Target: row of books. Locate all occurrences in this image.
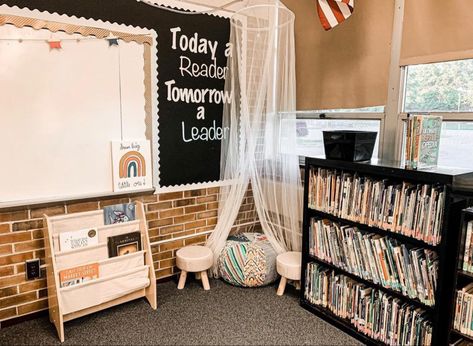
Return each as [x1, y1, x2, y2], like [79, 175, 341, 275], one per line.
[57, 203, 141, 288]
[309, 218, 438, 306]
[454, 283, 473, 337]
[305, 262, 432, 346]
[308, 168, 446, 245]
[461, 220, 473, 274]
[59, 202, 137, 251]
[404, 114, 442, 170]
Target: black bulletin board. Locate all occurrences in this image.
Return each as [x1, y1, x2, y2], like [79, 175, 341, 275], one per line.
[1, 0, 230, 187]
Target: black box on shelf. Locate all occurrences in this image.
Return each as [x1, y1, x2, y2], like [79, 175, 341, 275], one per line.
[323, 130, 377, 162]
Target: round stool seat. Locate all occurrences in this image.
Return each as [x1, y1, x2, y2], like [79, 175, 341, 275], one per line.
[277, 251, 301, 281]
[176, 245, 213, 273]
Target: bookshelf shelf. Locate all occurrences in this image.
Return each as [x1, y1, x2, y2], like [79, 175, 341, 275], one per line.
[457, 269, 473, 280]
[308, 208, 438, 251]
[308, 255, 435, 312]
[43, 201, 157, 342]
[300, 299, 384, 346]
[301, 157, 473, 346]
[451, 329, 473, 343]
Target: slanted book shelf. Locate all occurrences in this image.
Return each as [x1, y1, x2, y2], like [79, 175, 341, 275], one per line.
[44, 201, 157, 342]
[300, 157, 473, 346]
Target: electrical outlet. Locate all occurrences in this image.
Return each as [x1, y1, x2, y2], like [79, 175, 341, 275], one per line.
[25, 259, 41, 280]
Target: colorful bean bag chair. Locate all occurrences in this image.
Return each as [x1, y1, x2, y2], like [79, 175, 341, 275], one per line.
[218, 233, 278, 287]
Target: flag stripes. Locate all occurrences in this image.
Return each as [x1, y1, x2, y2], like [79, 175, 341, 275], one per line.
[316, 0, 354, 31]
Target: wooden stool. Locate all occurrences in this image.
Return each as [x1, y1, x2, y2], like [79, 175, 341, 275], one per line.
[276, 251, 301, 296]
[176, 245, 213, 290]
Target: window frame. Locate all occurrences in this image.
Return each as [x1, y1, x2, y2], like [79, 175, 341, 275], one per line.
[395, 65, 473, 162]
[295, 111, 386, 166]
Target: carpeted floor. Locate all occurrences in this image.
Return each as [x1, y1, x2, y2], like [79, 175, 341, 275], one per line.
[0, 279, 360, 345]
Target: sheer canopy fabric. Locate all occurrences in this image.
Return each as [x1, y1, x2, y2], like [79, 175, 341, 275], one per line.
[206, 4, 302, 277]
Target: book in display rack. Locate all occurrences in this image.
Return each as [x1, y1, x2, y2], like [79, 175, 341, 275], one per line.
[43, 201, 157, 342]
[301, 156, 473, 346]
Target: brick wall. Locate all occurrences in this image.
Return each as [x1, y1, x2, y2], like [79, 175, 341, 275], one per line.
[0, 186, 258, 325]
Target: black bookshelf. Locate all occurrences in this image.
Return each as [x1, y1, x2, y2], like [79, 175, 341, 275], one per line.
[308, 254, 435, 312]
[308, 208, 438, 251]
[450, 209, 473, 344]
[301, 157, 473, 346]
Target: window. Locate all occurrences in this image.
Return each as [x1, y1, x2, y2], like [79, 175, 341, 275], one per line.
[294, 119, 381, 159]
[404, 59, 473, 113]
[400, 59, 473, 168]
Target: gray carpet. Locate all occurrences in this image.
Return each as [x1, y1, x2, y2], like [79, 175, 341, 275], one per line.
[0, 279, 360, 345]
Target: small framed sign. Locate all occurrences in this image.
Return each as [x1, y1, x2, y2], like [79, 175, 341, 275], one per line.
[111, 140, 152, 192]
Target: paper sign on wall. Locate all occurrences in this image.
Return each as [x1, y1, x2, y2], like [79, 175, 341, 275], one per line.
[111, 140, 152, 192]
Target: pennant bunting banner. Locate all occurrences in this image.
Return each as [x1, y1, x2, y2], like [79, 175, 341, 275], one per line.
[107, 38, 119, 47]
[48, 40, 62, 50]
[316, 0, 354, 31]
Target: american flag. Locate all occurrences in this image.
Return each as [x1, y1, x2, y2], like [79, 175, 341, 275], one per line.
[317, 0, 354, 31]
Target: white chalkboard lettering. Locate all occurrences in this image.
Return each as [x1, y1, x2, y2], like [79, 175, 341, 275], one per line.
[170, 26, 218, 60]
[181, 120, 230, 142]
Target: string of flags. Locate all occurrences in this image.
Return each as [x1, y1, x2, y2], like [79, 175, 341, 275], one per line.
[1, 36, 123, 51]
[47, 37, 120, 50]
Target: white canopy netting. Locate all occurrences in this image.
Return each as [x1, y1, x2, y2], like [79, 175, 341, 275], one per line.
[205, 4, 302, 277]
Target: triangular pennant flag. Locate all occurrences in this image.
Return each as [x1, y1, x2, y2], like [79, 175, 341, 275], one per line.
[48, 40, 62, 50]
[107, 38, 119, 47]
[316, 0, 354, 31]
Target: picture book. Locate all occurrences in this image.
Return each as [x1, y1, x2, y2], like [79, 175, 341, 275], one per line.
[59, 228, 99, 251]
[59, 263, 99, 288]
[107, 231, 142, 257]
[103, 202, 136, 225]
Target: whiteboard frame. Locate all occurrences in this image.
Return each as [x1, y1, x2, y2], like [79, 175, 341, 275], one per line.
[0, 4, 158, 207]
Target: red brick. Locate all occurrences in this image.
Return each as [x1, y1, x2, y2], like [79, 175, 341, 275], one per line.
[153, 251, 173, 261]
[197, 211, 218, 219]
[184, 220, 207, 230]
[159, 240, 183, 252]
[18, 279, 46, 293]
[147, 201, 173, 212]
[206, 218, 218, 226]
[0, 210, 28, 223]
[30, 206, 65, 219]
[185, 205, 206, 214]
[0, 224, 10, 234]
[0, 307, 17, 321]
[206, 202, 219, 210]
[149, 235, 172, 243]
[12, 220, 43, 232]
[0, 275, 25, 287]
[17, 298, 48, 315]
[159, 192, 183, 201]
[160, 224, 184, 235]
[160, 208, 184, 218]
[197, 195, 217, 203]
[0, 292, 36, 309]
[184, 235, 207, 246]
[156, 267, 173, 278]
[174, 198, 196, 207]
[131, 194, 158, 203]
[98, 198, 130, 208]
[207, 187, 220, 194]
[158, 258, 176, 268]
[0, 266, 14, 277]
[32, 229, 44, 239]
[0, 244, 12, 255]
[184, 189, 206, 197]
[67, 201, 99, 213]
[0, 286, 18, 299]
[0, 252, 34, 266]
[148, 218, 173, 229]
[173, 214, 196, 224]
[0, 232, 31, 245]
[14, 239, 44, 252]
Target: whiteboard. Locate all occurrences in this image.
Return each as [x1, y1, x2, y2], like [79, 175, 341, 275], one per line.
[0, 8, 155, 204]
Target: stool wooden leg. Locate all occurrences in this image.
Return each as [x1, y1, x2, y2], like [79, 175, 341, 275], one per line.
[277, 277, 287, 296]
[195, 272, 201, 280]
[201, 270, 210, 290]
[295, 280, 301, 290]
[177, 270, 187, 289]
